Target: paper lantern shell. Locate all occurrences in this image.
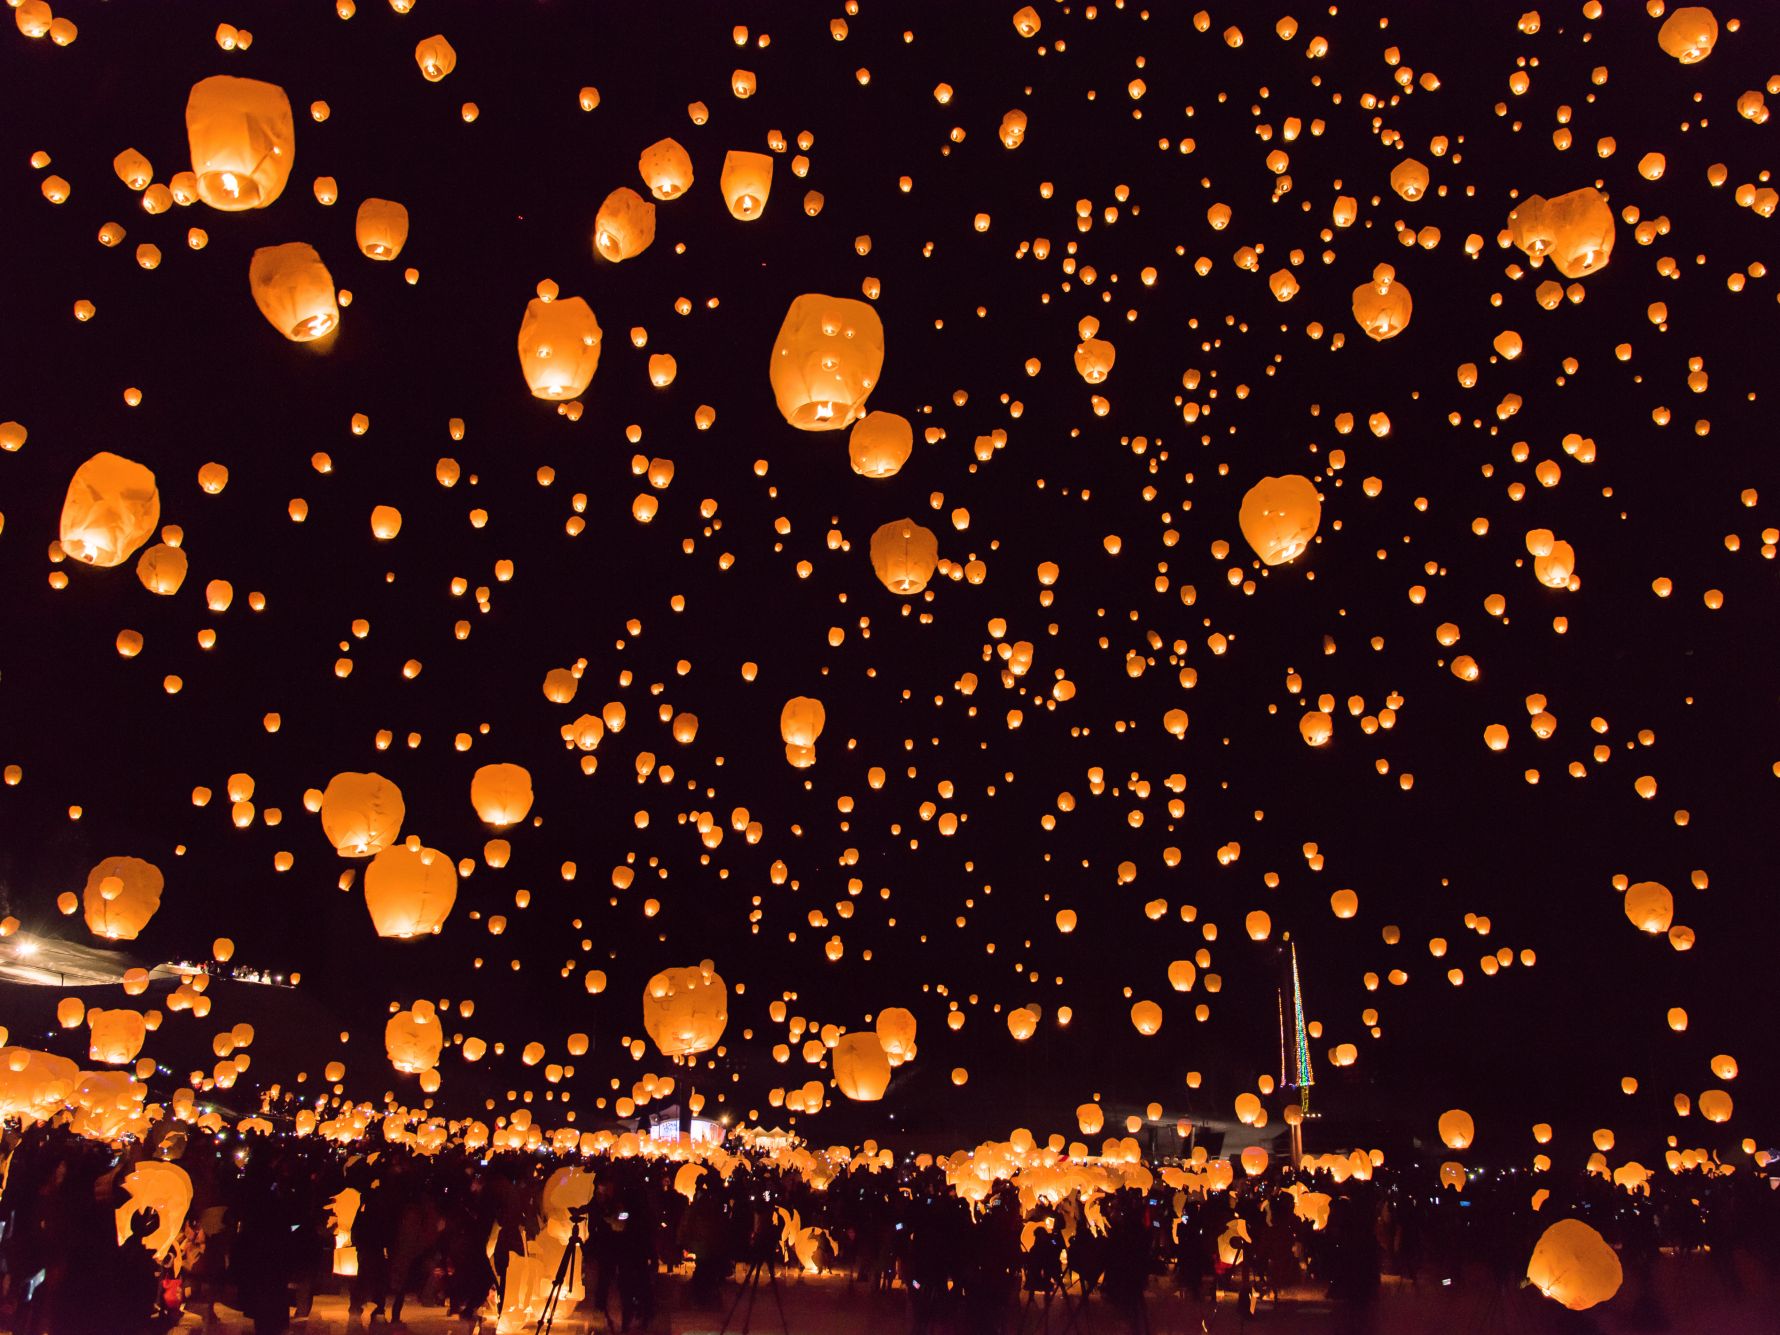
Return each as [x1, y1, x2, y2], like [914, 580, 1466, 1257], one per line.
[638, 137, 694, 200]
[594, 187, 656, 262]
[1239, 474, 1321, 566]
[769, 294, 885, 431]
[870, 519, 940, 595]
[320, 771, 405, 857]
[249, 243, 339, 342]
[364, 844, 457, 938]
[1526, 1218, 1623, 1311]
[186, 75, 295, 211]
[83, 856, 164, 941]
[518, 295, 602, 400]
[59, 452, 160, 568]
[355, 198, 410, 260]
[642, 964, 728, 1057]
[720, 149, 773, 219]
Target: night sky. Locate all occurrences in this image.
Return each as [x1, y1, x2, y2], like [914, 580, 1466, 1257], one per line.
[1, 0, 1775, 1162]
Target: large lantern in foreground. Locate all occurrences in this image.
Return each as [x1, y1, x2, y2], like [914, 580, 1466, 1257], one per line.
[83, 856, 164, 941]
[249, 243, 338, 342]
[642, 963, 728, 1057]
[185, 75, 294, 211]
[517, 294, 602, 400]
[364, 843, 457, 938]
[769, 294, 884, 430]
[1239, 474, 1321, 566]
[320, 771, 405, 857]
[1526, 1218, 1622, 1310]
[870, 519, 940, 595]
[59, 452, 160, 568]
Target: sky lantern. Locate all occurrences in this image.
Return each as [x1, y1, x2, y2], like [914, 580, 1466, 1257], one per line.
[355, 198, 409, 260]
[1698, 1088, 1733, 1122]
[999, 110, 1028, 149]
[1657, 7, 1717, 63]
[1006, 1007, 1038, 1040]
[1012, 6, 1041, 36]
[364, 843, 457, 938]
[414, 34, 457, 80]
[875, 1007, 917, 1062]
[1526, 1219, 1623, 1310]
[769, 294, 885, 430]
[833, 1032, 892, 1100]
[780, 696, 826, 766]
[517, 292, 602, 400]
[1510, 189, 1615, 278]
[1239, 474, 1321, 565]
[1300, 711, 1333, 746]
[1351, 263, 1412, 340]
[88, 1008, 147, 1065]
[593, 187, 656, 262]
[185, 75, 294, 211]
[320, 771, 405, 857]
[59, 452, 160, 568]
[249, 243, 339, 342]
[385, 1003, 443, 1073]
[1077, 1102, 1105, 1135]
[870, 519, 940, 595]
[849, 411, 914, 478]
[113, 1162, 192, 1262]
[1073, 338, 1116, 383]
[1439, 1109, 1475, 1150]
[470, 762, 534, 826]
[720, 149, 774, 219]
[82, 856, 164, 941]
[638, 138, 694, 200]
[1623, 881, 1674, 934]
[1390, 159, 1429, 201]
[1130, 1001, 1162, 1035]
[1240, 1145, 1268, 1176]
[642, 962, 728, 1057]
[136, 543, 188, 595]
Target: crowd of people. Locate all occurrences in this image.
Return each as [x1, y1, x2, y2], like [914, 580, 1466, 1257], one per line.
[0, 1116, 1773, 1334]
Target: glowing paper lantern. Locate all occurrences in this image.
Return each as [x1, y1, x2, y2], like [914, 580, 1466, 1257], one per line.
[414, 34, 457, 81]
[870, 519, 940, 595]
[249, 243, 339, 342]
[364, 844, 457, 938]
[385, 1005, 443, 1073]
[1623, 881, 1673, 934]
[1130, 1001, 1163, 1035]
[88, 1008, 147, 1065]
[849, 411, 914, 478]
[517, 294, 602, 400]
[1657, 7, 1717, 63]
[1526, 1219, 1623, 1311]
[1439, 1109, 1475, 1150]
[832, 1032, 892, 1101]
[780, 696, 826, 767]
[638, 138, 694, 200]
[355, 198, 409, 259]
[470, 763, 534, 826]
[59, 453, 160, 568]
[1351, 263, 1412, 340]
[593, 187, 656, 263]
[320, 771, 405, 857]
[1239, 474, 1321, 565]
[642, 963, 728, 1057]
[769, 294, 885, 430]
[185, 76, 294, 211]
[875, 1007, 917, 1061]
[720, 149, 773, 219]
[1240, 1146, 1269, 1176]
[114, 1161, 192, 1261]
[83, 857, 164, 941]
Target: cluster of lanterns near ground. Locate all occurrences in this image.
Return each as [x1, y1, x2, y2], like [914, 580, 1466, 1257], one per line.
[3, 0, 1776, 1316]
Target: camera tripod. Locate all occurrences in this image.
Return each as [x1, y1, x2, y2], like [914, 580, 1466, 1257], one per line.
[719, 1246, 790, 1335]
[536, 1207, 591, 1334]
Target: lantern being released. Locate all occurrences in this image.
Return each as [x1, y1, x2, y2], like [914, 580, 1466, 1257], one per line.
[642, 963, 728, 1057]
[1526, 1218, 1623, 1310]
[249, 243, 339, 342]
[720, 149, 774, 219]
[517, 294, 602, 400]
[82, 856, 164, 941]
[769, 294, 885, 430]
[185, 75, 295, 211]
[1239, 475, 1321, 566]
[320, 771, 405, 857]
[594, 187, 656, 262]
[1351, 263, 1412, 340]
[355, 198, 410, 260]
[59, 452, 160, 568]
[870, 519, 940, 595]
[114, 1161, 192, 1261]
[364, 843, 457, 938]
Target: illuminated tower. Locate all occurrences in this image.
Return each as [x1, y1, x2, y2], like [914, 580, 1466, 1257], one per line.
[1278, 942, 1315, 1167]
